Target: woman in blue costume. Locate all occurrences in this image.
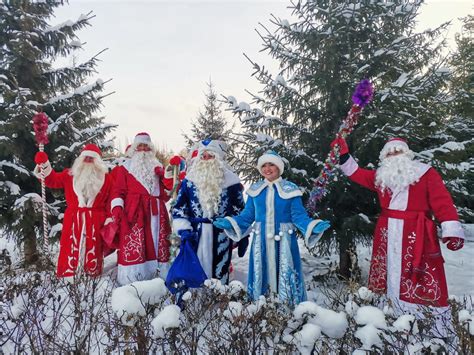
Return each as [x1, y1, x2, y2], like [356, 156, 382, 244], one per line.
[214, 151, 330, 306]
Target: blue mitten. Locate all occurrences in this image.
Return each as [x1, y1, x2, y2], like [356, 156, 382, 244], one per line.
[178, 229, 196, 242]
[213, 218, 232, 230]
[313, 220, 331, 234]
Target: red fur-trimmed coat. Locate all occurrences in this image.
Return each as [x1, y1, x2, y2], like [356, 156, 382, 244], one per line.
[110, 162, 171, 284]
[341, 156, 464, 307]
[38, 162, 113, 278]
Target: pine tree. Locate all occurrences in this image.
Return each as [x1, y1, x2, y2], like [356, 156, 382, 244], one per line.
[184, 81, 233, 148]
[0, 2, 115, 265]
[226, 0, 466, 278]
[433, 15, 474, 223]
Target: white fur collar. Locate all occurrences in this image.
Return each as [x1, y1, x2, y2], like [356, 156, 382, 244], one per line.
[247, 178, 302, 199]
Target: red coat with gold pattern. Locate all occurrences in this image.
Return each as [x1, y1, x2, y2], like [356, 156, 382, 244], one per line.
[110, 163, 171, 285]
[341, 156, 464, 307]
[40, 162, 113, 278]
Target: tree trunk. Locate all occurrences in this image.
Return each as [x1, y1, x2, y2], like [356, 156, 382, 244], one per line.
[338, 233, 361, 282]
[338, 236, 352, 281]
[23, 232, 39, 266]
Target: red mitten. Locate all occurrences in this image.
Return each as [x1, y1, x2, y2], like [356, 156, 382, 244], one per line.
[112, 206, 123, 223]
[155, 166, 165, 177]
[330, 137, 349, 155]
[178, 171, 186, 180]
[34, 151, 49, 164]
[442, 237, 464, 251]
[169, 155, 182, 166]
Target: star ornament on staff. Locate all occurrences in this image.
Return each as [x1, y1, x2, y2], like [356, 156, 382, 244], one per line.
[308, 79, 374, 213]
[32, 111, 50, 252]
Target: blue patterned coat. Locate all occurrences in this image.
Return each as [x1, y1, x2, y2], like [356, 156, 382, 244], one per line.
[224, 178, 325, 306]
[172, 170, 245, 284]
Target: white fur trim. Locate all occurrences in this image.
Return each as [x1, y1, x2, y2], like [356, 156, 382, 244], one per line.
[379, 140, 410, 161]
[117, 260, 158, 285]
[265, 181, 277, 293]
[172, 218, 192, 233]
[104, 217, 113, 226]
[130, 137, 156, 154]
[79, 150, 101, 159]
[340, 155, 358, 176]
[305, 219, 323, 248]
[111, 197, 124, 210]
[257, 153, 284, 175]
[441, 221, 465, 239]
[198, 140, 226, 159]
[274, 180, 303, 199]
[34, 161, 52, 178]
[247, 181, 269, 198]
[222, 169, 241, 189]
[197, 223, 214, 278]
[223, 217, 243, 242]
[133, 133, 152, 145]
[386, 217, 404, 302]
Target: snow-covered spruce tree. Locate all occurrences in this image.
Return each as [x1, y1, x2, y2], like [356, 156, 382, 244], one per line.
[0, 2, 115, 265]
[427, 15, 473, 223]
[183, 80, 234, 147]
[226, 0, 459, 278]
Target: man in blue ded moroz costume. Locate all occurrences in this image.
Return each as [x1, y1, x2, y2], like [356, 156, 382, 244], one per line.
[171, 139, 247, 284]
[214, 151, 330, 306]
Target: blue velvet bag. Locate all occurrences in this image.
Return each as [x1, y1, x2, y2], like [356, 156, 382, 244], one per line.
[165, 230, 207, 294]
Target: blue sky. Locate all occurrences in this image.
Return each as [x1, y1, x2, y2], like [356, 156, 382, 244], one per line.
[53, 0, 472, 153]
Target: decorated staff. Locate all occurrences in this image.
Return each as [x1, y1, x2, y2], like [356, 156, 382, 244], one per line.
[308, 79, 374, 212]
[32, 111, 50, 251]
[163, 155, 187, 261]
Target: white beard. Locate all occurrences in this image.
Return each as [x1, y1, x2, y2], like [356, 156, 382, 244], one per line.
[187, 158, 225, 218]
[129, 151, 160, 192]
[71, 157, 107, 204]
[375, 154, 420, 193]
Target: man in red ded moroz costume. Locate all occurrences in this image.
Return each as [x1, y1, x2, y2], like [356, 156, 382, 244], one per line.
[34, 144, 113, 278]
[331, 136, 465, 335]
[110, 132, 172, 285]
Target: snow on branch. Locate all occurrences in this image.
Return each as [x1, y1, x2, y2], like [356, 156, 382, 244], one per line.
[0, 160, 30, 176]
[44, 12, 94, 34]
[46, 79, 104, 105]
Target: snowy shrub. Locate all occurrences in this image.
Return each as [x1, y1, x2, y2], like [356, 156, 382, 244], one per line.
[1, 272, 473, 354]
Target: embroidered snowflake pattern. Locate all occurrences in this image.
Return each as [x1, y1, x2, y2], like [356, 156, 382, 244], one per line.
[190, 199, 202, 217]
[173, 205, 187, 218]
[281, 180, 298, 192]
[400, 231, 442, 304]
[218, 190, 229, 216]
[123, 223, 145, 263]
[250, 180, 265, 192]
[369, 227, 388, 293]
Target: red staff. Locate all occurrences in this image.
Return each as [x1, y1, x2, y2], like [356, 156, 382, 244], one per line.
[32, 112, 50, 250]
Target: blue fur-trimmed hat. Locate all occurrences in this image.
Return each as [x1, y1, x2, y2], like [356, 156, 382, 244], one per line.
[257, 150, 284, 175]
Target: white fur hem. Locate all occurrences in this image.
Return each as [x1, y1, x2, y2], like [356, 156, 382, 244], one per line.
[172, 218, 192, 233]
[104, 217, 113, 226]
[117, 260, 158, 285]
[223, 217, 243, 242]
[34, 161, 52, 178]
[340, 155, 358, 176]
[111, 197, 124, 210]
[441, 221, 465, 239]
[305, 219, 323, 248]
